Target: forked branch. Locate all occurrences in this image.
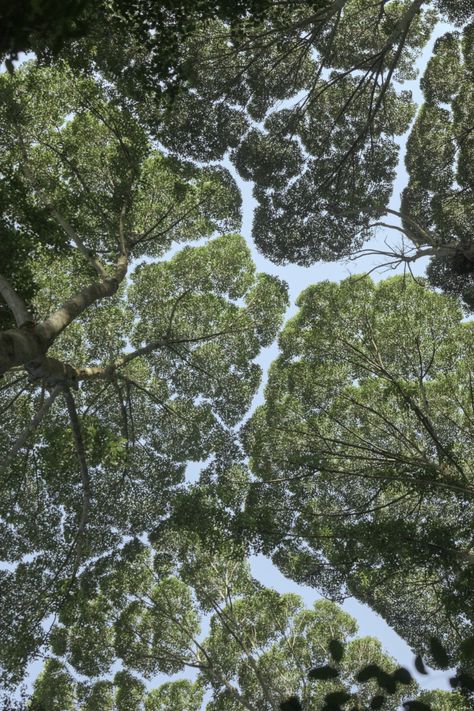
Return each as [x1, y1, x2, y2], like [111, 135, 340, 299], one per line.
[0, 385, 62, 475]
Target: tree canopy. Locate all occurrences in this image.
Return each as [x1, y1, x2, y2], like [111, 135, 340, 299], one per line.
[1, 1, 474, 709]
[54, 0, 467, 275]
[0, 61, 287, 685]
[5, 2, 474, 278]
[28, 535, 417, 711]
[243, 275, 474, 667]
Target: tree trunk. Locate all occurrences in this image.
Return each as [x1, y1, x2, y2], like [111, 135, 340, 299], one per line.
[0, 256, 127, 378]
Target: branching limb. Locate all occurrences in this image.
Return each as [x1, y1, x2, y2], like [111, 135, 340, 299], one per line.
[76, 326, 245, 381]
[0, 384, 62, 475]
[17, 141, 107, 278]
[36, 254, 128, 347]
[63, 387, 91, 579]
[0, 274, 33, 327]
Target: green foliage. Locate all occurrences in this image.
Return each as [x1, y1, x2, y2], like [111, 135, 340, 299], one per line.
[145, 680, 203, 711]
[142, 0, 432, 265]
[403, 25, 474, 307]
[30, 538, 415, 710]
[30, 659, 76, 711]
[0, 61, 287, 685]
[243, 275, 474, 665]
[0, 0, 93, 61]
[281, 635, 474, 710]
[2, 2, 474, 706]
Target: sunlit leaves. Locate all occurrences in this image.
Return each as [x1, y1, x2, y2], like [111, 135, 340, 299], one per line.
[243, 275, 474, 664]
[0, 61, 287, 685]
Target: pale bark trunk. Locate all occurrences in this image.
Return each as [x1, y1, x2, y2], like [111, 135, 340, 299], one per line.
[0, 256, 127, 378]
[0, 275, 33, 327]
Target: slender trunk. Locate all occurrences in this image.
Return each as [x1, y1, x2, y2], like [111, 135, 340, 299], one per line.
[0, 385, 62, 474]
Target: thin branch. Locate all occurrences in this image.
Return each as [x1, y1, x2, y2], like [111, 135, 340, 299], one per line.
[63, 387, 91, 581]
[17, 141, 107, 278]
[0, 385, 62, 474]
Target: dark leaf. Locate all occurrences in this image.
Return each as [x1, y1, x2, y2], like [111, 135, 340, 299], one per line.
[460, 636, 474, 661]
[356, 664, 382, 683]
[370, 697, 386, 710]
[329, 639, 345, 663]
[450, 672, 474, 692]
[376, 671, 397, 694]
[428, 638, 450, 669]
[403, 702, 432, 710]
[324, 691, 352, 705]
[414, 655, 428, 675]
[280, 697, 303, 711]
[309, 665, 340, 681]
[393, 667, 413, 685]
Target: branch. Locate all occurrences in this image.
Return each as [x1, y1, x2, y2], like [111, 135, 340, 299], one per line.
[118, 375, 189, 422]
[210, 599, 276, 708]
[0, 385, 62, 475]
[0, 274, 33, 327]
[76, 326, 244, 381]
[63, 387, 91, 580]
[18, 140, 107, 278]
[386, 208, 438, 246]
[36, 255, 128, 347]
[118, 203, 128, 257]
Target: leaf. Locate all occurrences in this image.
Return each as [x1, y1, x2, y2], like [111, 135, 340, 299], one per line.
[428, 637, 450, 669]
[376, 671, 397, 695]
[370, 697, 386, 710]
[460, 635, 474, 660]
[450, 672, 474, 692]
[280, 697, 303, 711]
[356, 664, 382, 683]
[393, 667, 413, 685]
[414, 655, 428, 675]
[324, 691, 352, 705]
[308, 665, 340, 681]
[328, 639, 345, 663]
[403, 702, 432, 710]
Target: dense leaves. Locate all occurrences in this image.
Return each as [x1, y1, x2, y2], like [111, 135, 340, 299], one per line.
[0, 62, 287, 685]
[29, 536, 416, 710]
[400, 25, 474, 307]
[243, 276, 474, 665]
[1, 1, 474, 708]
[147, 0, 432, 264]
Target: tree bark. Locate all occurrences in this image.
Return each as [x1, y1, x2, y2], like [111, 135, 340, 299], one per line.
[0, 274, 33, 327]
[0, 256, 127, 378]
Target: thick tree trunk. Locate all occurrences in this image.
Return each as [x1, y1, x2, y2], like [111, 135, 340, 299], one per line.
[0, 256, 127, 378]
[0, 325, 48, 376]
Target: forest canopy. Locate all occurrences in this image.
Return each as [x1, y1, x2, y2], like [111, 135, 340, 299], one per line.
[0, 1, 474, 709]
